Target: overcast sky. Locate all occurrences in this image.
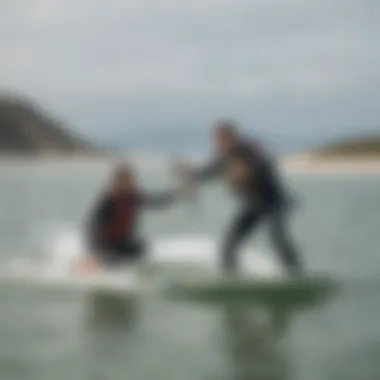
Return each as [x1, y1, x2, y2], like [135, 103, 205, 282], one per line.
[1, 0, 379, 152]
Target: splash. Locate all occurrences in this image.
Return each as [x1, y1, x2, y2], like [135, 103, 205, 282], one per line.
[8, 224, 282, 278]
[151, 235, 282, 277]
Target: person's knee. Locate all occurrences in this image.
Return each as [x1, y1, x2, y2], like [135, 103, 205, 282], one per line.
[270, 224, 285, 244]
[127, 237, 144, 252]
[136, 239, 145, 253]
[223, 233, 241, 255]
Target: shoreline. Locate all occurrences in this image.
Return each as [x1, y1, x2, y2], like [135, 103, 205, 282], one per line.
[0, 153, 380, 174]
[281, 155, 380, 174]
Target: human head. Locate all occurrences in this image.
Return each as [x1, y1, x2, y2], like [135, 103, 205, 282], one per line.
[212, 119, 240, 154]
[110, 163, 136, 194]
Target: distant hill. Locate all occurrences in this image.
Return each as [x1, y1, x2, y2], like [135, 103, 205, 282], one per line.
[311, 136, 380, 158]
[0, 96, 100, 155]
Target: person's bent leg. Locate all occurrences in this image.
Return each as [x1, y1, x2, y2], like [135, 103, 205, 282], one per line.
[222, 208, 262, 274]
[268, 208, 302, 275]
[126, 238, 146, 263]
[107, 238, 146, 266]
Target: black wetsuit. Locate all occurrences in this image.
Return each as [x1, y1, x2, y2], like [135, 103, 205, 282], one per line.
[87, 190, 174, 266]
[197, 139, 302, 275]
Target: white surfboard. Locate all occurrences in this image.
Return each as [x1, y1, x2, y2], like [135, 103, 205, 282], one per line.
[37, 230, 283, 277]
[150, 235, 283, 277]
[0, 259, 145, 296]
[0, 257, 336, 309]
[0, 234, 334, 305]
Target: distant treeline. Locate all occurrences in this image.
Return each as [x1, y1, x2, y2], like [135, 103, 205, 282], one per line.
[312, 136, 380, 157]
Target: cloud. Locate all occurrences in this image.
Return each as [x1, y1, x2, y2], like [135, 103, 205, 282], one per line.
[1, 0, 379, 150]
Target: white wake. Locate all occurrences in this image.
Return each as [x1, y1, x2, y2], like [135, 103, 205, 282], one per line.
[3, 225, 283, 280]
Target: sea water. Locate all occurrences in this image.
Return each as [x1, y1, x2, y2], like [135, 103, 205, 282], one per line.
[0, 159, 379, 380]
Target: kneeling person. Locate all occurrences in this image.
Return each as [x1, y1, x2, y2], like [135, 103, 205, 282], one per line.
[83, 163, 178, 271]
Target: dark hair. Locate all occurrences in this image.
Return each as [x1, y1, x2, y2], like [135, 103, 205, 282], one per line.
[214, 118, 239, 137]
[113, 162, 133, 178]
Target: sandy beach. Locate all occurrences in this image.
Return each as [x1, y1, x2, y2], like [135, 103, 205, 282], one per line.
[0, 152, 380, 174]
[282, 154, 380, 174]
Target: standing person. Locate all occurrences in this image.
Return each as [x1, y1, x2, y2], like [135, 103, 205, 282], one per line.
[184, 119, 302, 276]
[79, 163, 182, 273]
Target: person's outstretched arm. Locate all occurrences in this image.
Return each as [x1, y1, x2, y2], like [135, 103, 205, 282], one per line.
[192, 156, 226, 182]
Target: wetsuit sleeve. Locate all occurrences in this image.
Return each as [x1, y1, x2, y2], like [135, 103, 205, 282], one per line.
[194, 156, 225, 182]
[139, 190, 176, 209]
[243, 145, 289, 204]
